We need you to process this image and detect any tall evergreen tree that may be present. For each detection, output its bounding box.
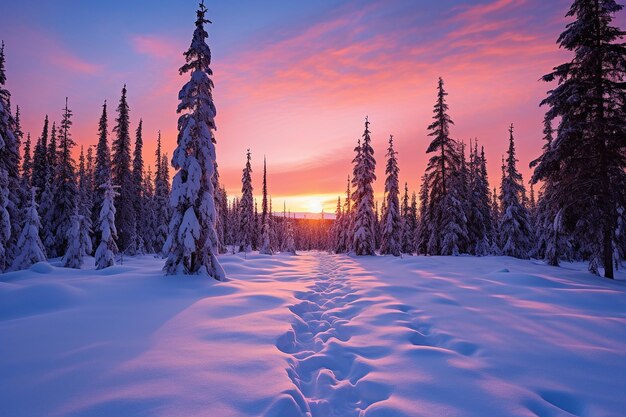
[531,116,570,266]
[111,85,136,254]
[416,174,430,255]
[92,100,111,249]
[212,161,226,254]
[153,131,170,254]
[490,186,501,255]
[331,196,342,252]
[400,183,413,254]
[440,164,469,256]
[48,122,58,181]
[424,78,463,255]
[217,185,228,253]
[334,176,352,253]
[141,166,156,254]
[10,188,46,271]
[284,214,296,255]
[95,180,118,270]
[262,156,268,227]
[164,2,224,279]
[468,142,492,255]
[500,124,532,258]
[50,99,78,257]
[534,0,626,277]
[0,42,21,266]
[39,168,55,257]
[351,117,377,256]
[21,132,32,186]
[229,197,240,251]
[62,208,92,269]
[132,118,145,254]
[409,192,419,253]
[77,146,94,255]
[77,146,88,215]
[259,156,272,254]
[380,135,401,256]
[239,149,254,252]
[32,115,49,203]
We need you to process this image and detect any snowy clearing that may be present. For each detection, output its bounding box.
[1,253,626,417]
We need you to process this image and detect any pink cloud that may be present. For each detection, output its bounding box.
[49,49,100,74]
[131,35,180,60]
[450,0,528,22]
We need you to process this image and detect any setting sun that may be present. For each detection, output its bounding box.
[306,198,324,214]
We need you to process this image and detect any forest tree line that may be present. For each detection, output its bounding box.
[1,0,624,279]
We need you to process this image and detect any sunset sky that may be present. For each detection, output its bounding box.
[2,0,623,213]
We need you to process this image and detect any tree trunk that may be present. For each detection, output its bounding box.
[603,214,614,279]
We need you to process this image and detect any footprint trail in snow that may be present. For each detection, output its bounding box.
[270,253,391,417]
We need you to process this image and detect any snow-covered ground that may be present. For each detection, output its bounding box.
[1,253,625,417]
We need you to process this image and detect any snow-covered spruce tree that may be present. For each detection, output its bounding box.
[336,176,352,253]
[141,166,156,254]
[351,137,361,237]
[490,186,501,255]
[32,115,49,203]
[457,140,471,253]
[95,179,118,270]
[528,182,537,219]
[467,142,492,255]
[0,41,21,267]
[132,119,145,254]
[77,147,88,214]
[400,183,413,254]
[17,130,33,230]
[62,207,92,269]
[229,197,240,251]
[38,122,56,256]
[440,165,469,256]
[423,78,462,255]
[212,162,226,254]
[49,99,79,257]
[112,85,136,254]
[284,214,297,255]
[0,169,8,271]
[92,100,111,249]
[374,200,381,250]
[259,156,272,254]
[253,199,260,250]
[409,192,418,253]
[39,168,55,257]
[531,116,569,266]
[416,174,430,255]
[10,188,46,271]
[479,147,495,251]
[47,122,58,183]
[153,131,169,255]
[261,156,268,230]
[163,2,225,279]
[217,185,228,253]
[500,124,532,258]
[259,217,273,255]
[269,198,279,252]
[380,135,401,256]
[238,149,254,253]
[21,132,32,187]
[533,0,626,278]
[77,146,94,255]
[331,196,342,252]
[351,118,377,256]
